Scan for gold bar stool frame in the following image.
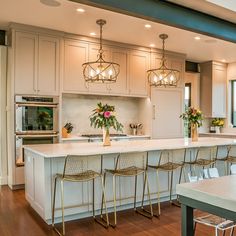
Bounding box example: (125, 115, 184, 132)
(225, 145, 236, 174)
(213, 145, 230, 175)
(184, 146, 217, 178)
(148, 148, 186, 213)
(52, 155, 109, 236)
(101, 152, 153, 227)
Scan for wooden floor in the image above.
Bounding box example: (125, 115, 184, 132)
(0, 186, 223, 236)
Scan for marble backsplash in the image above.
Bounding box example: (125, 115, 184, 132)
(61, 94, 143, 135)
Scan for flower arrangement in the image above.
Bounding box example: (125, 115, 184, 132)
(212, 118, 224, 127)
(180, 107, 203, 127)
(90, 102, 123, 131)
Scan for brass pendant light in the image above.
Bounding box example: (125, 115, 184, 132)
(147, 34, 180, 87)
(82, 19, 120, 83)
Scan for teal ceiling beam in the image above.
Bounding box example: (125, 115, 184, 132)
(69, 0, 236, 43)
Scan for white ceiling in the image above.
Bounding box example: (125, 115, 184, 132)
(1, 0, 236, 63)
(167, 0, 236, 24)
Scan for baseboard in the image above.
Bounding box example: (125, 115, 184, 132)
(0, 176, 8, 185)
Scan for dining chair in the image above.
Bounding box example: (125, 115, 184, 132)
(230, 164, 236, 175)
(52, 155, 109, 236)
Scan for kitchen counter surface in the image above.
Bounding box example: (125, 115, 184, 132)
(61, 134, 150, 141)
(24, 137, 236, 158)
(200, 132, 236, 137)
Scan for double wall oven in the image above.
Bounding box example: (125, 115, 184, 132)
(15, 95, 59, 166)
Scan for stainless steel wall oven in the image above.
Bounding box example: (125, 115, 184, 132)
(15, 95, 59, 166)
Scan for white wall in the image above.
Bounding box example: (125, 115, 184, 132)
(62, 94, 147, 135)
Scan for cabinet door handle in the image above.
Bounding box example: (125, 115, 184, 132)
(152, 105, 156, 120)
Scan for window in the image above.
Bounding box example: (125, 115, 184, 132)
(231, 80, 236, 127)
(184, 83, 191, 137)
(185, 83, 191, 109)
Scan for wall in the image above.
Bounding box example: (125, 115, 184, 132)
(61, 94, 147, 135)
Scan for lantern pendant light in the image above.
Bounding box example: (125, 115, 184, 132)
(82, 19, 120, 83)
(147, 34, 180, 87)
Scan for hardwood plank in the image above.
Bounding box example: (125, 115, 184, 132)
(0, 186, 217, 236)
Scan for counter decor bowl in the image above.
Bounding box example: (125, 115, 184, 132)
(180, 107, 203, 142)
(90, 102, 123, 146)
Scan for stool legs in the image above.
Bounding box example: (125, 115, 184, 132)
(137, 172, 153, 218)
(61, 180, 65, 236)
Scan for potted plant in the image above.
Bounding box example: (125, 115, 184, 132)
(180, 107, 203, 141)
(212, 118, 224, 133)
(90, 102, 123, 146)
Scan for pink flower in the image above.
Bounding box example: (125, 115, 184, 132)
(104, 111, 111, 118)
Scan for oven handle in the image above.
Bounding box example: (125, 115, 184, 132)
(15, 102, 58, 108)
(15, 134, 59, 138)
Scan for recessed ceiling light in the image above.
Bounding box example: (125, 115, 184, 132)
(221, 59, 226, 63)
(90, 32, 96, 36)
(194, 36, 201, 40)
(76, 8, 85, 13)
(149, 44, 155, 47)
(145, 24, 152, 28)
(40, 0, 61, 7)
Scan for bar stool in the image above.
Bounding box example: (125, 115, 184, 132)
(102, 152, 153, 227)
(226, 145, 236, 174)
(214, 145, 230, 175)
(148, 148, 186, 215)
(52, 155, 109, 236)
(184, 146, 217, 177)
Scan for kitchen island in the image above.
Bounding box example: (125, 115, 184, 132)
(24, 137, 236, 224)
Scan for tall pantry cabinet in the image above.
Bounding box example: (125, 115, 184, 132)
(0, 46, 7, 185)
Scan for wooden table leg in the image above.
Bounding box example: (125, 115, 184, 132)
(181, 204, 194, 236)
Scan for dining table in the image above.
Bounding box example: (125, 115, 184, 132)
(177, 175, 236, 236)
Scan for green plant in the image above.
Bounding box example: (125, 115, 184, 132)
(212, 118, 224, 127)
(180, 107, 203, 127)
(90, 102, 123, 131)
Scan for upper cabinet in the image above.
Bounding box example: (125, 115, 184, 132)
(63, 40, 89, 93)
(109, 47, 128, 95)
(15, 32, 38, 95)
(14, 31, 60, 95)
(200, 61, 227, 118)
(38, 36, 59, 95)
(129, 50, 149, 97)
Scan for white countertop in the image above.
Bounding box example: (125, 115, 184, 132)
(200, 132, 236, 137)
(176, 175, 236, 212)
(61, 134, 150, 141)
(24, 137, 236, 158)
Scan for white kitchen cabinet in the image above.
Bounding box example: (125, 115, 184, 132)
(15, 32, 38, 94)
(14, 31, 60, 95)
(38, 36, 59, 95)
(151, 88, 184, 138)
(129, 50, 149, 97)
(108, 47, 128, 95)
(200, 61, 227, 118)
(63, 40, 89, 93)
